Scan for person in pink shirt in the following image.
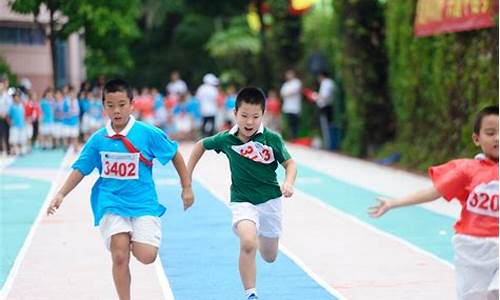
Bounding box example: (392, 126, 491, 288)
(369, 105, 499, 300)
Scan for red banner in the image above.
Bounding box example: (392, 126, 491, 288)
(415, 0, 499, 37)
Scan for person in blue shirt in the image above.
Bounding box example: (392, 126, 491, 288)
(39, 88, 55, 149)
(8, 90, 26, 155)
(46, 79, 194, 300)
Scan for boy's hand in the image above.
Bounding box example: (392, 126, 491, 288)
(181, 186, 194, 210)
(368, 196, 392, 218)
(47, 192, 64, 215)
(281, 182, 294, 198)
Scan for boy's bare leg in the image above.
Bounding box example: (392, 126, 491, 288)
(258, 236, 279, 263)
(110, 233, 132, 300)
(237, 220, 258, 289)
(131, 241, 158, 264)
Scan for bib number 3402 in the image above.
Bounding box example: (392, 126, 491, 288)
(100, 152, 139, 180)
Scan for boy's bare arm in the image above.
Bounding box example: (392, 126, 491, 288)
(46, 169, 85, 215)
(368, 186, 442, 218)
(172, 151, 194, 210)
(187, 140, 206, 178)
(281, 158, 297, 197)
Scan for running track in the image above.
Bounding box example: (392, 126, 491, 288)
(0, 144, 458, 299)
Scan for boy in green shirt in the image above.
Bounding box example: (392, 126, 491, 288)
(187, 87, 297, 300)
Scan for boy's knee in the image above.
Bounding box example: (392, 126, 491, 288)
(111, 250, 129, 266)
(131, 244, 158, 265)
(262, 253, 277, 263)
(240, 239, 257, 254)
(134, 252, 157, 265)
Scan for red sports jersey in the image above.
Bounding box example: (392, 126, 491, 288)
(429, 158, 499, 237)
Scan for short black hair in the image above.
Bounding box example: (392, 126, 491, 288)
(474, 105, 499, 134)
(235, 86, 266, 112)
(319, 70, 329, 77)
(102, 79, 133, 102)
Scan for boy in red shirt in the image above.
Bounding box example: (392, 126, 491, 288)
(369, 105, 498, 300)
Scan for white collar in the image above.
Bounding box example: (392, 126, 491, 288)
(106, 115, 136, 136)
(229, 123, 264, 136)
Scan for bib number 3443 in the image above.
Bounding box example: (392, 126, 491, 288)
(100, 152, 139, 180)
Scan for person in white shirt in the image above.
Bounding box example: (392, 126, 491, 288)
(166, 70, 188, 97)
(196, 73, 219, 137)
(0, 75, 12, 155)
(280, 69, 302, 139)
(314, 71, 335, 148)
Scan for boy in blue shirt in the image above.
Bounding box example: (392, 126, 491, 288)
(47, 79, 194, 300)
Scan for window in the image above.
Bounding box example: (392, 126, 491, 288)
(0, 26, 45, 45)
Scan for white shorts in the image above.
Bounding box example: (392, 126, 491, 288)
(39, 123, 53, 135)
(9, 127, 27, 145)
(26, 123, 33, 139)
(99, 214, 162, 251)
(230, 197, 282, 238)
(63, 125, 79, 138)
(52, 123, 64, 138)
(453, 234, 499, 300)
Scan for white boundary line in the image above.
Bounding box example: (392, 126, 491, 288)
(194, 176, 349, 300)
(294, 189, 455, 269)
(155, 259, 176, 300)
(0, 148, 74, 300)
(279, 244, 348, 300)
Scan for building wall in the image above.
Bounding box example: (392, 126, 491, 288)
(0, 0, 85, 96)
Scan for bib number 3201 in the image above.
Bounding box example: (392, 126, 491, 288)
(100, 152, 139, 180)
(466, 181, 499, 218)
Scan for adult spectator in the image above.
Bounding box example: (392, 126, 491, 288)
(196, 73, 219, 137)
(280, 69, 302, 139)
(314, 71, 335, 148)
(166, 70, 188, 97)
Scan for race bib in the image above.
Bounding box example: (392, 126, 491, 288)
(232, 141, 275, 164)
(100, 152, 139, 180)
(466, 181, 499, 218)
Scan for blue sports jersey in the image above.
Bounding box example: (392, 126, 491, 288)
(88, 101, 104, 119)
(72, 116, 178, 225)
(63, 99, 80, 126)
(53, 101, 65, 123)
(40, 98, 54, 124)
(9, 103, 25, 128)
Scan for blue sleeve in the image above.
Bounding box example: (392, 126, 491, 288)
(149, 127, 179, 165)
(72, 134, 100, 175)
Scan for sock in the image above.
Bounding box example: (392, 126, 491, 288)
(245, 288, 257, 297)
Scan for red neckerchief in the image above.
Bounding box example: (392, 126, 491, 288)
(106, 134, 153, 167)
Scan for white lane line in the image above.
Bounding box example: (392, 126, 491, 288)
(194, 176, 349, 300)
(155, 259, 176, 300)
(0, 148, 74, 299)
(1, 184, 30, 190)
(279, 244, 348, 300)
(294, 189, 455, 269)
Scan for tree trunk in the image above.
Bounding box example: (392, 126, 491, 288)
(49, 8, 58, 88)
(256, 0, 271, 89)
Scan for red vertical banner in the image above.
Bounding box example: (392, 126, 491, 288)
(415, 0, 499, 37)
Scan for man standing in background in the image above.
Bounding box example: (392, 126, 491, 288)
(280, 69, 302, 139)
(166, 70, 188, 97)
(313, 71, 335, 149)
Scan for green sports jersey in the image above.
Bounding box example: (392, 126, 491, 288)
(203, 124, 291, 205)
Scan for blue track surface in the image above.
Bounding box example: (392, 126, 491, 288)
(155, 165, 338, 300)
(0, 149, 64, 289)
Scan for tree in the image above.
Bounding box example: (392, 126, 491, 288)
(9, 0, 140, 85)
